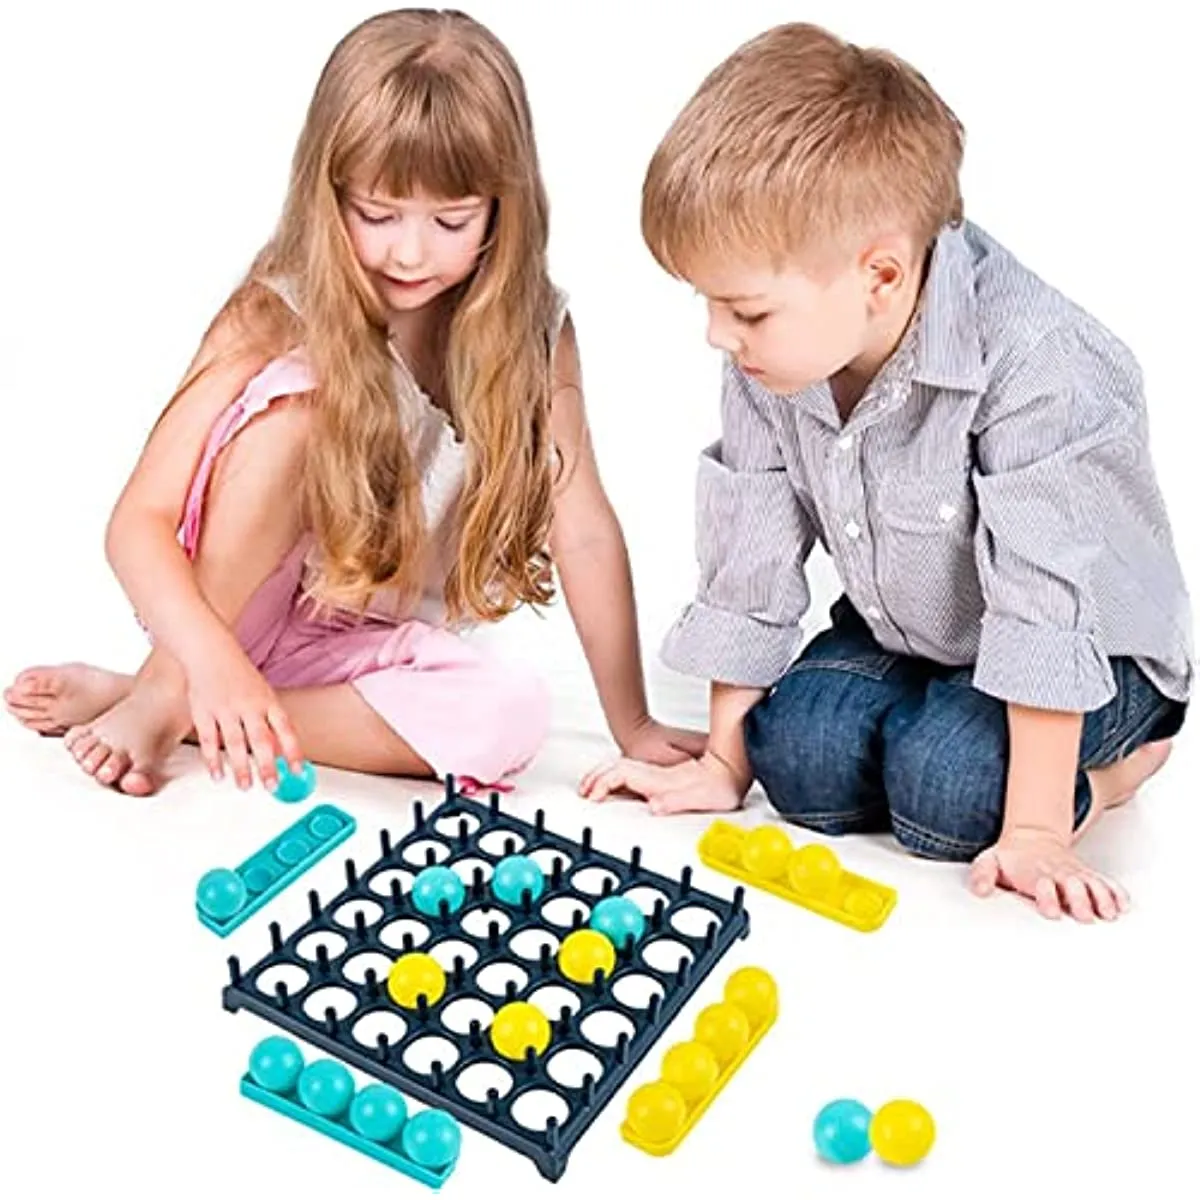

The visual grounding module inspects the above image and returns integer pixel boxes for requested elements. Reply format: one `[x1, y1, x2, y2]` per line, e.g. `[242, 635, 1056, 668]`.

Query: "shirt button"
[844, 519, 861, 539]
[938, 503, 957, 522]
[837, 434, 854, 451]
[865, 605, 882, 620]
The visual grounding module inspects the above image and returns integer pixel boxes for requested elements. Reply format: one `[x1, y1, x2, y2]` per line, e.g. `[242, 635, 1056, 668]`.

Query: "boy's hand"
[969, 828, 1129, 922]
[187, 636, 304, 791]
[578, 749, 743, 815]
[618, 714, 707, 767]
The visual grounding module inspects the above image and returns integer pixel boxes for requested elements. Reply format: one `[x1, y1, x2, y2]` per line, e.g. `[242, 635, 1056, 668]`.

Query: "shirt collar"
[910, 221, 987, 393]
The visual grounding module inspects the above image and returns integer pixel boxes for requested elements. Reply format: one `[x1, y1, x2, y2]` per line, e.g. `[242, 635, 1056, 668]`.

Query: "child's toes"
[5, 697, 39, 723]
[15, 668, 58, 698]
[118, 765, 158, 796]
[81, 740, 113, 777]
[66, 729, 99, 765]
[96, 749, 131, 786]
[4, 685, 39, 712]
[64, 723, 91, 751]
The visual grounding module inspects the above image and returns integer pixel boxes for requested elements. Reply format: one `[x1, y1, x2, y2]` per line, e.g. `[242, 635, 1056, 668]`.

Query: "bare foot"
[1088, 740, 1172, 810]
[1075, 740, 1173, 842]
[63, 680, 191, 796]
[4, 664, 132, 735]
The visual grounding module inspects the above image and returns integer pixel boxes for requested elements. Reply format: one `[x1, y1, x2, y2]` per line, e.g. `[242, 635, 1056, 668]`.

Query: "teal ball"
[589, 895, 645, 947]
[491, 854, 545, 906]
[273, 757, 317, 803]
[402, 1109, 461, 1169]
[412, 865, 466, 917]
[297, 1059, 354, 1117]
[350, 1084, 408, 1142]
[197, 868, 247, 919]
[814, 1098, 873, 1164]
[248, 1036, 304, 1093]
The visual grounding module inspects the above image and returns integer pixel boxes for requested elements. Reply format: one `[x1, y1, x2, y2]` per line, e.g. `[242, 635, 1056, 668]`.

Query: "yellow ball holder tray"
[621, 966, 777, 1156]
[697, 821, 896, 932]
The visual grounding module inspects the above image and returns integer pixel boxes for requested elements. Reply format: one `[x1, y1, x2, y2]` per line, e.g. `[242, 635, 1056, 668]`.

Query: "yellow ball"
[723, 966, 777, 1029]
[557, 928, 616, 984]
[661, 1040, 720, 1103]
[386, 952, 445, 1009]
[741, 826, 792, 879]
[788, 843, 842, 897]
[693, 1001, 751, 1067]
[626, 1081, 687, 1145]
[707, 830, 742, 865]
[490, 1001, 552, 1060]
[869, 1099, 936, 1167]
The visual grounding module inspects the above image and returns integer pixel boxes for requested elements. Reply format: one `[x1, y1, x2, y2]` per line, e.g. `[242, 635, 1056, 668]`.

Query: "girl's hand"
[579, 750, 742, 815]
[186, 638, 303, 790]
[618, 714, 707, 766]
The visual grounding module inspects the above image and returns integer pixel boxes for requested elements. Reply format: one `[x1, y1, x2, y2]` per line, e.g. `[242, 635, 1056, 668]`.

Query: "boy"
[581, 22, 1192, 923]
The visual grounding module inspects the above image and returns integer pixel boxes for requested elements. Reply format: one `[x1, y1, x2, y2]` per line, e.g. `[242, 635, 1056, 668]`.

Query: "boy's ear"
[870, 256, 903, 291]
[860, 234, 911, 309]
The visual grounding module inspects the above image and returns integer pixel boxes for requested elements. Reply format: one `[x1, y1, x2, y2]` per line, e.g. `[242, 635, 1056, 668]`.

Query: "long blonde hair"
[178, 9, 559, 623]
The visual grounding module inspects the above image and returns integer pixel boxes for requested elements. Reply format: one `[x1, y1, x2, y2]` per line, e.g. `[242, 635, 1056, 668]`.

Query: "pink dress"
[168, 281, 567, 789]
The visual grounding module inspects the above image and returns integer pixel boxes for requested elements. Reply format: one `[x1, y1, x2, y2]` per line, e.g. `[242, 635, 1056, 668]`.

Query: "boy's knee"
[884, 687, 1007, 861]
[745, 669, 886, 835]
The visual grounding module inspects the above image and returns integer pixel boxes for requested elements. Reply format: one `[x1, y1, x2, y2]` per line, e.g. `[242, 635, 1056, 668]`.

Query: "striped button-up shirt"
[662, 220, 1193, 712]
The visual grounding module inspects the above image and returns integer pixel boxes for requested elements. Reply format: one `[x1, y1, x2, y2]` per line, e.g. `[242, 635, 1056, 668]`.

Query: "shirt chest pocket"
[876, 470, 975, 538]
[871, 468, 984, 654]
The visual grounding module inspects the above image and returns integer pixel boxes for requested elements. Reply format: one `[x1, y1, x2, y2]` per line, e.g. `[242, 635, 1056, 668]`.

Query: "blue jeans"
[743, 598, 1187, 862]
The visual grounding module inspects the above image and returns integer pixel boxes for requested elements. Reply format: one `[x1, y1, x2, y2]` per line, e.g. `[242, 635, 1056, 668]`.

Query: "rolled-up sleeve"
[661, 362, 816, 686]
[971, 325, 1128, 710]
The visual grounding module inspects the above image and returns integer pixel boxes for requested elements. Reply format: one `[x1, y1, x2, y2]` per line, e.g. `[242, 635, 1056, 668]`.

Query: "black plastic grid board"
[221, 777, 750, 1180]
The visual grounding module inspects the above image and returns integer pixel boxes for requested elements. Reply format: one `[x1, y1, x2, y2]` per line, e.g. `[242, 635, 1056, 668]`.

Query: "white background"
[1, 1, 1197, 1196]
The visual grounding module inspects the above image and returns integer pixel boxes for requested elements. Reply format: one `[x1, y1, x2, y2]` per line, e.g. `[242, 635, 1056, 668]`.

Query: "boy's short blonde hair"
[642, 22, 964, 277]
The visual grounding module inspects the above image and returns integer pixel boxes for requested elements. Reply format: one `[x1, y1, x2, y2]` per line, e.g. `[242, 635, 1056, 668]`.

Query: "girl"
[4, 8, 702, 795]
